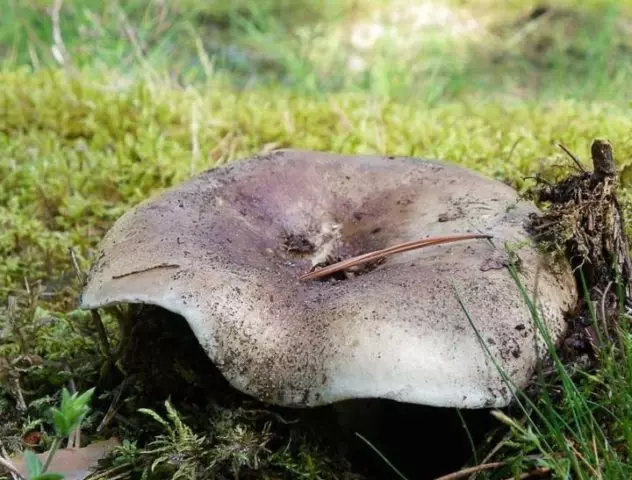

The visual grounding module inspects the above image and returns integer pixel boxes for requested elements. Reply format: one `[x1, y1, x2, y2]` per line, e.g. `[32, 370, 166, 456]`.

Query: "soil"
[281, 232, 316, 256]
[527, 139, 632, 363]
[308, 255, 387, 282]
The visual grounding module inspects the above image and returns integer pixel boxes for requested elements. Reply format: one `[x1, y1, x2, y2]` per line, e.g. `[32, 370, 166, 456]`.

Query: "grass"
[453, 264, 632, 478]
[3, 0, 632, 478]
[4, 0, 632, 101]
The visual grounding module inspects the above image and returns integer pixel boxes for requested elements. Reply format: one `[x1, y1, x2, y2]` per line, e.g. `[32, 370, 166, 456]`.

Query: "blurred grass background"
[3, 1, 632, 478]
[4, 0, 632, 102]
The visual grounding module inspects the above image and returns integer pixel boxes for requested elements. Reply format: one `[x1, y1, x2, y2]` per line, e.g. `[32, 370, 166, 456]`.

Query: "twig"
[23, 277, 31, 299]
[0, 443, 21, 480]
[8, 375, 27, 413]
[567, 439, 601, 478]
[299, 233, 493, 282]
[435, 461, 506, 480]
[91, 310, 114, 364]
[0, 456, 26, 480]
[505, 467, 551, 480]
[449, 452, 548, 480]
[557, 143, 587, 173]
[6, 297, 28, 412]
[599, 281, 614, 344]
[50, 0, 69, 66]
[468, 430, 512, 480]
[68, 247, 85, 284]
[97, 376, 134, 433]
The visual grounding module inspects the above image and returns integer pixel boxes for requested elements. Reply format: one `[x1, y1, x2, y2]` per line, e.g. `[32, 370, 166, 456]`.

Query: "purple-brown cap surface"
[80, 149, 577, 408]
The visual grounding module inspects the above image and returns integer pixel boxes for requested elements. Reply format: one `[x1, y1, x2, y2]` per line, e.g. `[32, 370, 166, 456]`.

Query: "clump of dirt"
[280, 222, 389, 282]
[309, 255, 387, 282]
[281, 232, 316, 256]
[527, 139, 632, 360]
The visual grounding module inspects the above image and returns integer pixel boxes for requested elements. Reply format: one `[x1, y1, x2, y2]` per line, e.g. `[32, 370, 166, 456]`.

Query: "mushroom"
[80, 149, 577, 409]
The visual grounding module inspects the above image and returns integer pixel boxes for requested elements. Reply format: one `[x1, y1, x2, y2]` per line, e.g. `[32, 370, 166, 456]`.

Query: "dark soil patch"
[527, 139, 632, 360]
[340, 399, 501, 480]
[309, 255, 387, 282]
[281, 232, 316, 256]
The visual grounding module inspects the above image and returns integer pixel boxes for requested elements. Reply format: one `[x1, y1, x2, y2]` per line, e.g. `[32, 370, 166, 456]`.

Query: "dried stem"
[66, 248, 114, 364]
[467, 431, 513, 480]
[557, 143, 586, 173]
[435, 461, 506, 480]
[591, 138, 616, 179]
[439, 458, 550, 480]
[96, 375, 134, 433]
[299, 233, 493, 281]
[50, 0, 69, 66]
[68, 247, 85, 284]
[0, 456, 26, 480]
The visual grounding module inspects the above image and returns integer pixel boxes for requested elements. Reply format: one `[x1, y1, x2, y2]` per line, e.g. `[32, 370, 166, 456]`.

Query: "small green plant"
[20, 451, 63, 480]
[13, 387, 95, 480]
[136, 399, 210, 479]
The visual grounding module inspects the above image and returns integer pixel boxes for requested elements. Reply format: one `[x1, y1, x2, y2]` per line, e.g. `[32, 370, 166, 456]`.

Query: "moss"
[3, 67, 632, 298]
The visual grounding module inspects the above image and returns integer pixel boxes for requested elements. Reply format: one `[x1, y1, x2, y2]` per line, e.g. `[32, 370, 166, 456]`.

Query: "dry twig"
[0, 456, 25, 480]
[66, 249, 114, 364]
[50, 0, 70, 66]
[68, 247, 85, 284]
[557, 142, 587, 173]
[435, 461, 506, 480]
[299, 233, 493, 281]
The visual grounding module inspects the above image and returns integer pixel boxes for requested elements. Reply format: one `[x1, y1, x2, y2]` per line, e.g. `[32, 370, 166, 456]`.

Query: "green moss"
[0, 70, 628, 296]
[3, 67, 632, 299]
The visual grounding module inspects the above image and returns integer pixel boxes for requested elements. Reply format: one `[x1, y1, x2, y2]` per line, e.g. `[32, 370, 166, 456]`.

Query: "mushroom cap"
[80, 149, 577, 409]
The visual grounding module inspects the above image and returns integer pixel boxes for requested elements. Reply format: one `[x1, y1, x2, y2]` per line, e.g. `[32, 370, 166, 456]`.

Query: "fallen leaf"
[10, 438, 120, 480]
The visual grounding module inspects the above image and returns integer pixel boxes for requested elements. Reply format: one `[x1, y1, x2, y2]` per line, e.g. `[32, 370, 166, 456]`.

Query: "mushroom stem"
[299, 233, 493, 281]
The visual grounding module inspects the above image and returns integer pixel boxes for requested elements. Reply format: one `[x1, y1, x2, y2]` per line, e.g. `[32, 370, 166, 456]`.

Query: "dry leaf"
[10, 438, 120, 480]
